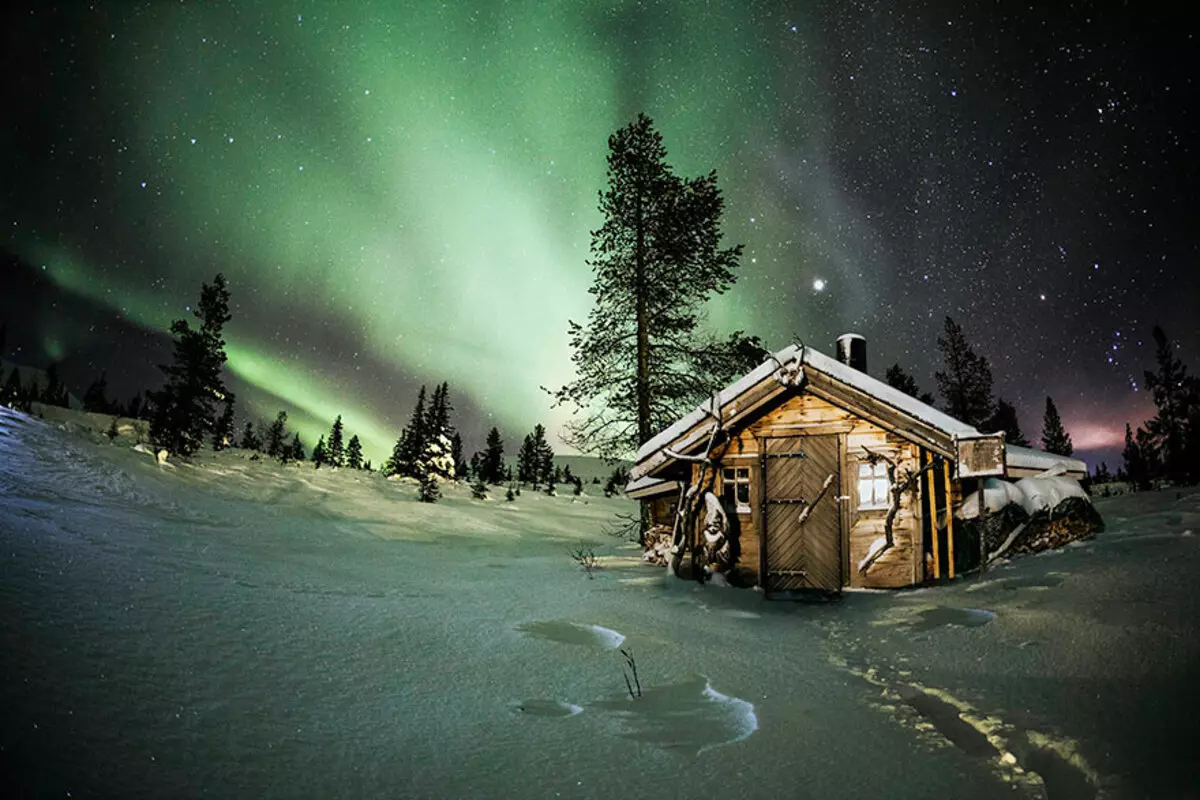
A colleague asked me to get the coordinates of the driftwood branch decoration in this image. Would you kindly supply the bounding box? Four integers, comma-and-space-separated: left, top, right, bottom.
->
797, 473, 836, 526
857, 447, 938, 575
668, 391, 730, 582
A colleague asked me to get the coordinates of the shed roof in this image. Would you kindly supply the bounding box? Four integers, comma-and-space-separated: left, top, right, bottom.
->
628, 343, 1088, 482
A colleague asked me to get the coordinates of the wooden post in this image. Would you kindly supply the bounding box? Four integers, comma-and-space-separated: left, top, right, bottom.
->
942, 459, 956, 578
977, 478, 987, 574
925, 451, 940, 580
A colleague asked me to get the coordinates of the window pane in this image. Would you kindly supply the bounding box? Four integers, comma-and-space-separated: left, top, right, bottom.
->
859, 463, 872, 478
736, 467, 749, 481
858, 478, 873, 503
723, 468, 734, 481
875, 477, 889, 502
737, 483, 750, 505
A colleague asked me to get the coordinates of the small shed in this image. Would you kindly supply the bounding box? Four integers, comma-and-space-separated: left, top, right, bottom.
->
625, 336, 1087, 593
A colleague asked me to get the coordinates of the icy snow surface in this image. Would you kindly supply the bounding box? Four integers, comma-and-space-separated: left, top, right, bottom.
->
3, 406, 1199, 798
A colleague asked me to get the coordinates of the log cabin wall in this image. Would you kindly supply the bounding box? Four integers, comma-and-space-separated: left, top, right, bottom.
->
699, 390, 926, 589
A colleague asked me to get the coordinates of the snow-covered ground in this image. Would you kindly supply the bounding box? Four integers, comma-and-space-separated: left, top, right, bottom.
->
1, 405, 1197, 799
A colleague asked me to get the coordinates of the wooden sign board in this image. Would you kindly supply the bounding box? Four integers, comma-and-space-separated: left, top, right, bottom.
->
955, 433, 1006, 478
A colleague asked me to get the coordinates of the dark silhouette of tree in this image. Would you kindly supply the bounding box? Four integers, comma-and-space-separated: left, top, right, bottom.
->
517, 433, 537, 485
149, 274, 232, 457
312, 435, 327, 468
0, 321, 6, 358
125, 392, 144, 419
346, 434, 364, 470
212, 395, 236, 451
239, 421, 261, 451
391, 385, 428, 478
934, 316, 995, 428
1123, 423, 1150, 490
326, 415, 346, 467
83, 372, 111, 413
2, 368, 23, 409
289, 433, 306, 462
1041, 396, 1074, 456
884, 363, 935, 405
549, 113, 765, 461
1142, 325, 1197, 483
986, 398, 1030, 447
266, 411, 289, 458
41, 362, 69, 407
480, 427, 505, 484
471, 473, 488, 500
450, 431, 465, 479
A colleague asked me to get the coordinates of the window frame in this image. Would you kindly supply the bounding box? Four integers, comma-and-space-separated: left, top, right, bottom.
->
856, 461, 892, 510
722, 466, 752, 514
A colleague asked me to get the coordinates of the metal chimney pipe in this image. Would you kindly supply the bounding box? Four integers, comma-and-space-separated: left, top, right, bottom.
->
836, 333, 867, 373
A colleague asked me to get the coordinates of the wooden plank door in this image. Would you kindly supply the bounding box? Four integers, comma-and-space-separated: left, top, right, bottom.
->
760, 435, 843, 594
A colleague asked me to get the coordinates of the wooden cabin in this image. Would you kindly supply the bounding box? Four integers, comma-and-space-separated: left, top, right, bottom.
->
626, 335, 1087, 593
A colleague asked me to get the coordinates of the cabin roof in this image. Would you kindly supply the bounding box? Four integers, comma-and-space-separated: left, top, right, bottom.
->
628, 343, 1088, 482
1005, 444, 1087, 477
624, 475, 681, 500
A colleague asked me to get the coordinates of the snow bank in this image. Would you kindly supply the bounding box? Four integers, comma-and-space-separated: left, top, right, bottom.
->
959, 476, 1089, 519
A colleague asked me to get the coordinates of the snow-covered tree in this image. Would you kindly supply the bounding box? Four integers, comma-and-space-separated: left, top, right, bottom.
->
149, 274, 232, 457
212, 395, 236, 451
346, 434, 364, 470
549, 113, 765, 462
326, 415, 346, 468
1041, 396, 1073, 457
414, 436, 449, 503
935, 316, 995, 428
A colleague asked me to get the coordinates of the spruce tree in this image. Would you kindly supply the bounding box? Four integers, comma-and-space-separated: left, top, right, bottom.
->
884, 363, 935, 405
471, 473, 489, 500
986, 399, 1030, 447
517, 433, 537, 484
83, 372, 111, 413
327, 415, 346, 467
289, 433, 306, 462
212, 395, 236, 451
531, 424, 555, 485
506, 486, 516, 502
1142, 325, 1196, 483
397, 386, 429, 477
415, 440, 442, 503
346, 434, 364, 470
149, 274, 232, 457
1123, 423, 1148, 490
42, 362, 68, 407
266, 411, 289, 457
1041, 396, 1073, 456
450, 431, 465, 479
239, 421, 261, 450
384, 431, 407, 477
550, 113, 765, 462
934, 316, 995, 428
312, 435, 327, 468
126, 392, 144, 419
481, 427, 505, 484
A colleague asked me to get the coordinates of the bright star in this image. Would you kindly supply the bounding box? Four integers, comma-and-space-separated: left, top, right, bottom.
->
813, 278, 826, 292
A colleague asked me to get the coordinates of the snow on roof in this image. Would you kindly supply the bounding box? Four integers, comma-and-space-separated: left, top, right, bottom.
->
634, 343, 979, 466
1004, 444, 1087, 476
624, 475, 680, 499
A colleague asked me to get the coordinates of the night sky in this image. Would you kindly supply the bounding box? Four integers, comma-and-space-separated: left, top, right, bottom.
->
1, 1, 1195, 468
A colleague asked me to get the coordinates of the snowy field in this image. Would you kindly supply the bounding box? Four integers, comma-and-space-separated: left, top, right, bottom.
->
1, 406, 1197, 799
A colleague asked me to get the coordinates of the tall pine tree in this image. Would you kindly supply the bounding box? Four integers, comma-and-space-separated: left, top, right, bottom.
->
83, 372, 111, 413
212, 395, 236, 451
289, 433, 306, 462
934, 316, 995, 428
346, 434, 364, 470
1142, 325, 1196, 483
149, 274, 232, 457
986, 399, 1030, 447
312, 435, 327, 468
327, 415, 346, 467
266, 411, 289, 457
550, 113, 765, 461
884, 363, 935, 405
1041, 396, 1073, 456
481, 427, 505, 484
239, 421, 261, 451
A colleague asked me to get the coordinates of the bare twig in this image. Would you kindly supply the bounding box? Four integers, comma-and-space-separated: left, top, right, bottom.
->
797, 473, 836, 526
858, 447, 939, 575
620, 649, 642, 699
569, 544, 600, 578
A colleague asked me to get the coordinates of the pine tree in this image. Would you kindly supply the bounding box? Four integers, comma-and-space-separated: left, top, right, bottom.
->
346, 434, 364, 470
1123, 423, 1148, 490
289, 433, 306, 462
266, 411, 289, 457
149, 274, 232, 457
531, 424, 555, 486
83, 371, 111, 413
573, 478, 583, 496
1142, 325, 1196, 483
471, 473, 489, 500
327, 415, 346, 467
1041, 396, 1073, 456
506, 486, 515, 502
42, 362, 68, 407
212, 395, 236, 451
239, 421, 261, 451
363, 460, 372, 472
423, 383, 455, 479
481, 427, 505, 484
550, 113, 765, 462
312, 435, 327, 468
934, 316, 995, 428
884, 363, 935, 405
450, 431, 465, 479
125, 392, 144, 419
414, 438, 444, 503
517, 433, 537, 485
396, 386, 429, 477
384, 431, 407, 477
563, 464, 575, 486
986, 399, 1030, 447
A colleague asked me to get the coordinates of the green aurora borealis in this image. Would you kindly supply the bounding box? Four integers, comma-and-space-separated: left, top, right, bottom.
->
3, 1, 1196, 465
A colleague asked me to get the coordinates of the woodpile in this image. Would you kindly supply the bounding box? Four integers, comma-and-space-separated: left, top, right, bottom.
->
642, 525, 674, 565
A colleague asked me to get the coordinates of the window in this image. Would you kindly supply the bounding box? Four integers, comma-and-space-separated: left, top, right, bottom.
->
722, 467, 751, 513
857, 462, 891, 509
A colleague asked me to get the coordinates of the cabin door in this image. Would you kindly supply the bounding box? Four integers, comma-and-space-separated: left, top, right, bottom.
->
761, 435, 843, 594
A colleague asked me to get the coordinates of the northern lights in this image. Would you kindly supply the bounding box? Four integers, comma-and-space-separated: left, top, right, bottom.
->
1, 2, 1195, 467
